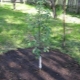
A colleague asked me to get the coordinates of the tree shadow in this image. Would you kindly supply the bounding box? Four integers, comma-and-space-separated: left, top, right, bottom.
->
0, 49, 44, 80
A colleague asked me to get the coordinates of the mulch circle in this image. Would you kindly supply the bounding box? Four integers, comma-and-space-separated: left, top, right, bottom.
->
0, 48, 80, 80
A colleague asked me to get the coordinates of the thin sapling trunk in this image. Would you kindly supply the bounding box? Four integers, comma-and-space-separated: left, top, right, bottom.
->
62, 0, 66, 48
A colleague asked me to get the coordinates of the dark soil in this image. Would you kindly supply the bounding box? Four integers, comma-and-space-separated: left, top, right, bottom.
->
0, 48, 80, 80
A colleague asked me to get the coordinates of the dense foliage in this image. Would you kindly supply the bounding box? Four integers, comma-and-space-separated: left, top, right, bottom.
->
27, 0, 51, 57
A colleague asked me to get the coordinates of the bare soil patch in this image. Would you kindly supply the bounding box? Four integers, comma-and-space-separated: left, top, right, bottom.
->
0, 48, 80, 80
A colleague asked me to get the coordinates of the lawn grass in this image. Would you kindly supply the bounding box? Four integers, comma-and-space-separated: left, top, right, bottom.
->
0, 3, 80, 64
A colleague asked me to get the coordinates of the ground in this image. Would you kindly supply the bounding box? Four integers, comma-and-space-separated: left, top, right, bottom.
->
0, 48, 80, 80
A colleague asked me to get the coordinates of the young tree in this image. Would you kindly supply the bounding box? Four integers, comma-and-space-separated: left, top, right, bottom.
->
27, 0, 51, 70
62, 0, 66, 48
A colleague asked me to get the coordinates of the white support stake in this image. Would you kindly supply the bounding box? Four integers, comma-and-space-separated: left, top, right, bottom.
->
39, 56, 42, 69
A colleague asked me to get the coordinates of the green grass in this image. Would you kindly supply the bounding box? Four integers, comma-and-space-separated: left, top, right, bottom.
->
0, 3, 80, 64
0, 3, 32, 53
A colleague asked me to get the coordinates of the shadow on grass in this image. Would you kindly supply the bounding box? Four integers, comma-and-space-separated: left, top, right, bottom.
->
65, 40, 80, 63
0, 6, 36, 53
66, 11, 80, 18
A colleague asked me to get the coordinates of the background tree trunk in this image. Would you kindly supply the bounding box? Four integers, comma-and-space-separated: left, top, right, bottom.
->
0, 0, 3, 5
50, 0, 57, 18
13, 0, 16, 9
23, 0, 26, 4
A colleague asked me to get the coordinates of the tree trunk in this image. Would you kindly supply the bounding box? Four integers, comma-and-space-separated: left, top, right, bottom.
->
23, 0, 26, 4
62, 0, 66, 48
13, 0, 16, 10
0, 0, 3, 5
50, 0, 57, 18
